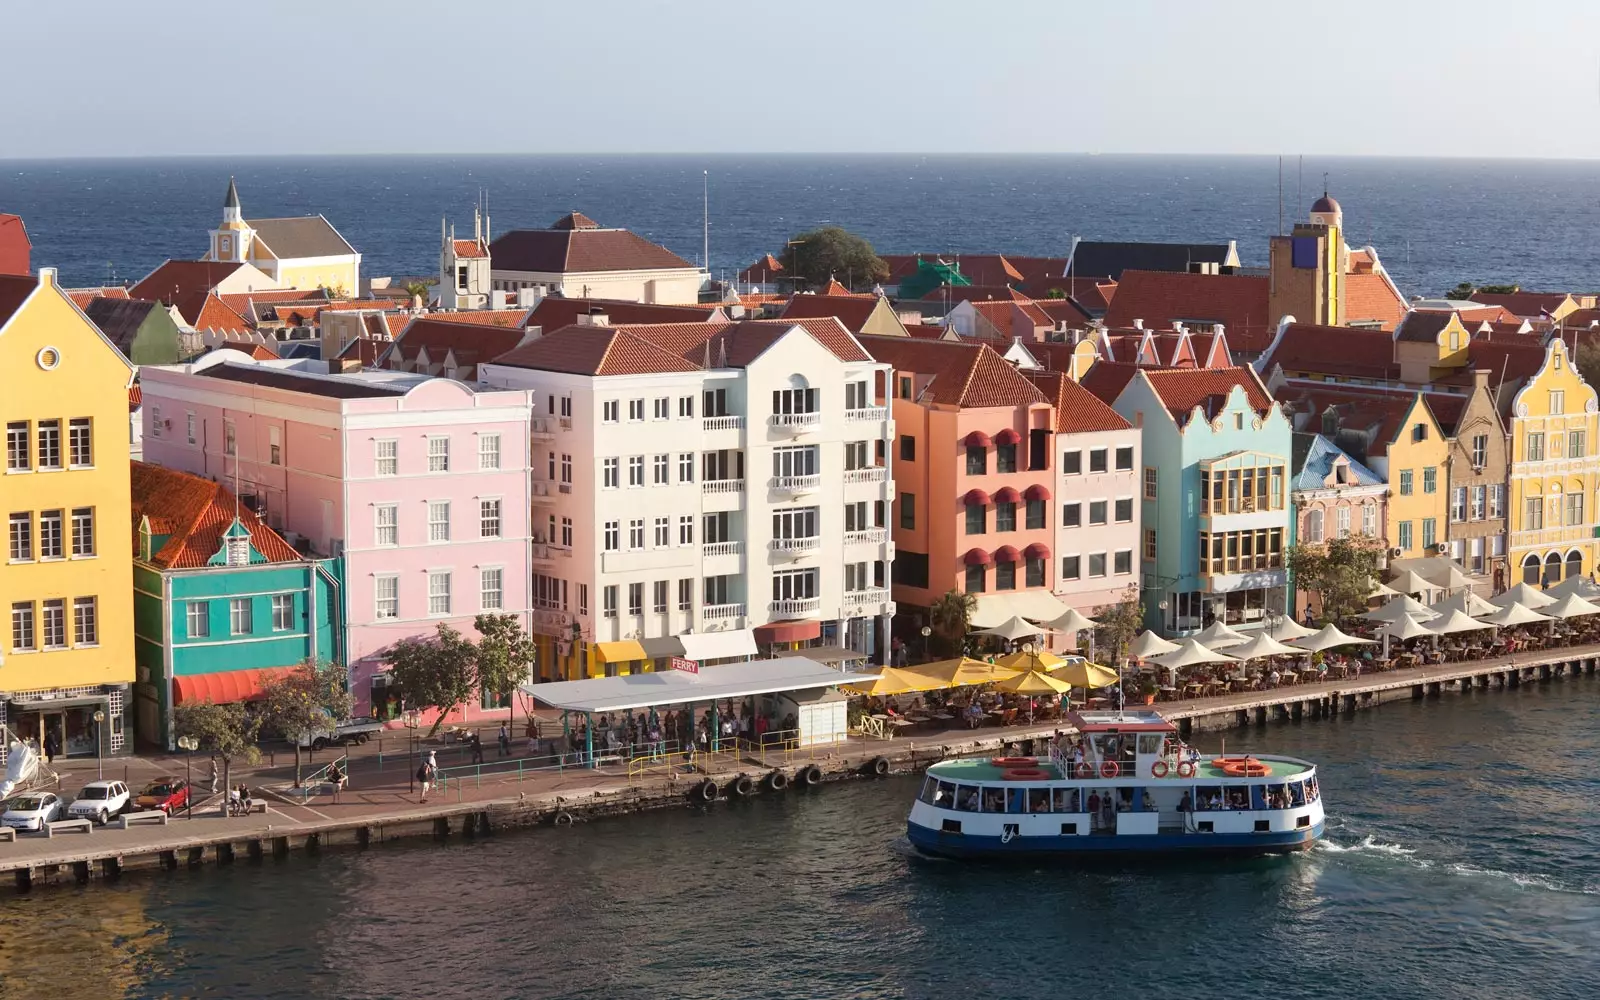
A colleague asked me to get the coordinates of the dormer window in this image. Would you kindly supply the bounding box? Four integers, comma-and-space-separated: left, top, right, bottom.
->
1412, 423, 1428, 443
225, 535, 250, 566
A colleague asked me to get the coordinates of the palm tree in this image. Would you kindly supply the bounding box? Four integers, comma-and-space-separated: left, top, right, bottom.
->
403, 280, 432, 304
928, 590, 978, 653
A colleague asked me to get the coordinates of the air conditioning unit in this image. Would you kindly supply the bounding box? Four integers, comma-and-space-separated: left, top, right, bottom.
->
1434, 543, 1450, 554
1390, 547, 1404, 558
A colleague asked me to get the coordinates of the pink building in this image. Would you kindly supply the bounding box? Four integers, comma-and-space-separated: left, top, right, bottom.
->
139, 352, 533, 721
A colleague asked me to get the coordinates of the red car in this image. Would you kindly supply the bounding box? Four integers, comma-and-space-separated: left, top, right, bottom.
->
135, 777, 190, 814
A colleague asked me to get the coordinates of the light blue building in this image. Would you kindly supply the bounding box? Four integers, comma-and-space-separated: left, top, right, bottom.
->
1096, 367, 1294, 635
130, 463, 342, 749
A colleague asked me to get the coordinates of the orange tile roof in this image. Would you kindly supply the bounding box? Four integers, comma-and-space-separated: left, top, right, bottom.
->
523, 297, 723, 331
1343, 272, 1407, 330
1103, 271, 1273, 352
492, 326, 702, 377
820, 278, 871, 297
779, 294, 883, 333
1258, 322, 1399, 381
129, 259, 248, 304
1079, 361, 1144, 406
66, 286, 130, 309
218, 288, 329, 316
1025, 370, 1131, 433
188, 292, 252, 334
737, 254, 783, 283
857, 336, 1045, 409
1141, 366, 1274, 423
452, 238, 488, 259
1468, 290, 1575, 319
386, 317, 529, 378
423, 308, 528, 328
130, 462, 303, 570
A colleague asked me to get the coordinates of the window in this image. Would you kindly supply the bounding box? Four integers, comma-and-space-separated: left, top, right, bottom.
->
187, 601, 210, 637
653, 397, 670, 420
1304, 510, 1324, 543
604, 521, 619, 551
654, 516, 671, 547
996, 561, 1016, 590
478, 434, 501, 470
480, 568, 504, 611
1397, 470, 1413, 496
1527, 432, 1544, 462
1114, 550, 1133, 575
900, 493, 915, 530
70, 508, 94, 556
678, 453, 695, 482
480, 499, 501, 538
603, 457, 619, 488
628, 399, 645, 422
428, 571, 452, 615
1551, 390, 1566, 413
628, 456, 644, 487
229, 598, 252, 635
995, 502, 1016, 532
1422, 467, 1437, 494
996, 443, 1017, 473
1063, 503, 1082, 528
268, 426, 282, 466
185, 413, 197, 445
1144, 529, 1157, 560
375, 439, 398, 476
40, 600, 65, 649
1451, 487, 1467, 522
679, 515, 694, 545
1062, 450, 1081, 475
652, 580, 669, 614
38, 510, 62, 559
678, 578, 693, 611
1143, 468, 1157, 500
428, 436, 450, 472
898, 375, 912, 399
678, 396, 695, 418
965, 502, 986, 535
1062, 555, 1081, 580
1115, 446, 1135, 471
1089, 449, 1108, 473
1398, 520, 1414, 550
1089, 501, 1108, 526
11, 602, 34, 651
1570, 429, 1589, 458
704, 575, 732, 606
629, 519, 645, 549
375, 505, 398, 546
772, 507, 820, 540
428, 501, 451, 542
1422, 518, 1437, 550
8, 513, 31, 561
965, 563, 986, 593
68, 419, 92, 467
73, 597, 97, 645
1525, 496, 1544, 531
1114, 498, 1133, 523
1567, 491, 1585, 528
965, 446, 986, 475
1337, 505, 1351, 538
772, 445, 817, 479
603, 585, 618, 618
226, 535, 250, 567
6, 422, 29, 471
772, 569, 819, 601
36, 420, 61, 470
1088, 552, 1107, 577
1470, 485, 1486, 521
628, 583, 644, 615
900, 435, 916, 461
1489, 484, 1505, 519
1411, 423, 1428, 443
1363, 503, 1378, 536
845, 561, 868, 592
603, 400, 620, 423
373, 575, 400, 619
1025, 499, 1045, 530
1026, 558, 1046, 587
653, 454, 669, 485
562, 516, 573, 547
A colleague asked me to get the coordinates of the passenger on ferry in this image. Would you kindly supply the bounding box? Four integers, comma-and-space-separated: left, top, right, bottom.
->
1141, 790, 1156, 812
1086, 790, 1101, 823
1179, 791, 1193, 812
1029, 789, 1051, 813
959, 787, 980, 811
983, 787, 1006, 812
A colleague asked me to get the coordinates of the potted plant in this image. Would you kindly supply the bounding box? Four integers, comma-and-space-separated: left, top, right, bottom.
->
1139, 677, 1159, 705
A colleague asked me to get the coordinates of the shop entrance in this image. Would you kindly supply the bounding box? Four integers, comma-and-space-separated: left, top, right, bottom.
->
11, 707, 99, 759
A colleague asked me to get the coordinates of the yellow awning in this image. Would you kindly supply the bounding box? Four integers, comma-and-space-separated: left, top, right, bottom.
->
844, 666, 946, 696
1051, 658, 1118, 689
996, 670, 1075, 694
900, 657, 1022, 689
996, 649, 1065, 672
595, 640, 648, 663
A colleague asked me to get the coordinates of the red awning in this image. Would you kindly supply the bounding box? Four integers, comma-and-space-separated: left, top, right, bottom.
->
991, 486, 1021, 504
994, 428, 1021, 445
172, 667, 298, 706
993, 545, 1022, 563
963, 547, 993, 566
1024, 542, 1052, 561
754, 619, 822, 644
1024, 484, 1052, 501
962, 430, 992, 448
961, 488, 991, 506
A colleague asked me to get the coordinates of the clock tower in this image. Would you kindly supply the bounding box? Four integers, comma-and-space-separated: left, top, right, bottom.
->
209, 176, 254, 263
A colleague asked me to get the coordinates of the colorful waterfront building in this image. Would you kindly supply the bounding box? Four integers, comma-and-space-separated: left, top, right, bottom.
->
1088, 365, 1293, 635
130, 462, 341, 748
138, 352, 534, 721
0, 268, 136, 759
205, 178, 361, 295
1289, 433, 1387, 618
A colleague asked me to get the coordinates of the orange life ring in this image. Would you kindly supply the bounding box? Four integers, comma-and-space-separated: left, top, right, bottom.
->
1176, 761, 1197, 778
1210, 756, 1252, 767
1000, 767, 1050, 781
1074, 762, 1094, 779
1100, 760, 1121, 779
1150, 760, 1170, 778
1219, 756, 1270, 778
991, 756, 1035, 768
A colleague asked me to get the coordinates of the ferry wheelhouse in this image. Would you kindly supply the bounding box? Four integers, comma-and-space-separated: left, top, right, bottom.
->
907, 710, 1324, 858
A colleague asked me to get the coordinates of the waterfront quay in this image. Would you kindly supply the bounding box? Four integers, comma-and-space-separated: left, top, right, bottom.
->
3, 642, 1594, 894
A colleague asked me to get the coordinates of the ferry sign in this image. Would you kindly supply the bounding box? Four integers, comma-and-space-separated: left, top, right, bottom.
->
671, 656, 699, 674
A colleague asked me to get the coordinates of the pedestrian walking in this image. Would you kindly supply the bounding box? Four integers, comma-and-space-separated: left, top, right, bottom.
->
470, 732, 484, 765
417, 760, 432, 803
207, 756, 219, 795
498, 723, 510, 757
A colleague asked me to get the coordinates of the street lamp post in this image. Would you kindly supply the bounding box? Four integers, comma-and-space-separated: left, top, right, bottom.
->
92, 709, 106, 780
177, 735, 198, 818
920, 625, 931, 662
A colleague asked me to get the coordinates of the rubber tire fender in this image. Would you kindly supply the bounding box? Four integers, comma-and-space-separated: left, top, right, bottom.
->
764, 770, 790, 792
729, 774, 755, 797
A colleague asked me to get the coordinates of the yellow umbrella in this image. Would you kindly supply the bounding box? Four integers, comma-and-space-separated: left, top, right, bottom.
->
996, 649, 1065, 672
996, 670, 1074, 694
844, 666, 945, 696
1050, 657, 1118, 689
901, 656, 1022, 688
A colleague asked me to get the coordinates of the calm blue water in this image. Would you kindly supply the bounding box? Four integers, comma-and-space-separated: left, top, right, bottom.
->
0, 679, 1595, 999
5, 155, 1600, 298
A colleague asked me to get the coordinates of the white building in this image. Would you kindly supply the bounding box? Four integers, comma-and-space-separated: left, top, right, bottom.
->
479, 315, 896, 678
439, 206, 493, 311
486, 212, 706, 306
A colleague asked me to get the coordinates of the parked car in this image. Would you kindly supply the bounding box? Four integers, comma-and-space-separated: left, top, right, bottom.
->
298, 715, 386, 750
135, 777, 189, 814
67, 780, 131, 825
1, 792, 66, 831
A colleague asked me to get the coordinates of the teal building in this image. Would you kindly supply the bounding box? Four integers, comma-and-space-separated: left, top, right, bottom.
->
130, 462, 342, 748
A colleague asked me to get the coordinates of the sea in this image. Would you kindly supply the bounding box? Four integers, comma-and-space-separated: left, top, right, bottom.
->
0, 679, 1596, 1000
5, 155, 1600, 297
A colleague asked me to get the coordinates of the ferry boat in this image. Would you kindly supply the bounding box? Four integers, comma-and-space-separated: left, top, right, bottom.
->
906, 710, 1324, 858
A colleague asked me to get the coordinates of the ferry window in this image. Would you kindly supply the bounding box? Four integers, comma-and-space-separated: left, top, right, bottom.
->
1289, 782, 1306, 807
1196, 786, 1223, 810
1006, 788, 1028, 814
1305, 777, 1319, 802
934, 781, 955, 807
919, 777, 938, 804
1054, 787, 1081, 813
955, 785, 980, 812
1137, 734, 1162, 756
1250, 785, 1268, 810
982, 787, 1006, 813
1028, 788, 1053, 813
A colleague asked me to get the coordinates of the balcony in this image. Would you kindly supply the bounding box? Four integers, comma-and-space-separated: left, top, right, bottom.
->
771, 536, 822, 560
843, 527, 888, 547
531, 607, 571, 631
1510, 524, 1597, 549
531, 479, 559, 504
531, 543, 573, 565
530, 416, 557, 440
703, 415, 744, 432
770, 474, 822, 495
702, 478, 745, 495
703, 540, 744, 557
703, 602, 746, 621
843, 588, 892, 610
770, 412, 822, 434
843, 467, 888, 485
845, 406, 888, 423
770, 597, 822, 617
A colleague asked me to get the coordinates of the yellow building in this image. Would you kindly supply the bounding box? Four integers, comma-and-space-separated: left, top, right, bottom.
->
1380, 394, 1452, 561
208, 177, 361, 295
1507, 336, 1600, 585
0, 268, 135, 759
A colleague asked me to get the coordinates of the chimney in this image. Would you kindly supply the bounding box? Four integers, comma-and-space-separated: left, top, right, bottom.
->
1132, 318, 1144, 330
1471, 368, 1491, 393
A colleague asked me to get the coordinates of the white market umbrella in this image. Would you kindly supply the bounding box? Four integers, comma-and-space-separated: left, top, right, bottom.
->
1361, 594, 1438, 623
1367, 580, 1400, 599
1127, 630, 1180, 659
1475, 602, 1552, 628
1428, 608, 1492, 636
1289, 624, 1376, 653
974, 615, 1046, 642
1264, 617, 1318, 641
1545, 575, 1600, 600
1429, 590, 1497, 618
1388, 569, 1436, 596
1542, 592, 1600, 619
1193, 620, 1248, 649
1491, 582, 1556, 610
1430, 564, 1476, 592
1227, 632, 1303, 661
1376, 613, 1437, 656
1043, 607, 1096, 634
1152, 638, 1240, 671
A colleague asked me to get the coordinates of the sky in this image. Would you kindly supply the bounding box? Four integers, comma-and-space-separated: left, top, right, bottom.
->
7, 0, 1600, 159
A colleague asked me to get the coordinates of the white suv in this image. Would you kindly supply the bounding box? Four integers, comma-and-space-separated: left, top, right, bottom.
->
67, 780, 130, 825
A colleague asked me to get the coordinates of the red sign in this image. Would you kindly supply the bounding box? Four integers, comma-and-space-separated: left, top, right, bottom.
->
670, 656, 699, 674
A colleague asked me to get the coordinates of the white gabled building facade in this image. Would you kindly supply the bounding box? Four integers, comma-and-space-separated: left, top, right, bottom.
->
479, 318, 895, 679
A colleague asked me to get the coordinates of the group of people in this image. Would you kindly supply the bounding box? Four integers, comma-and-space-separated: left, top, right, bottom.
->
568, 703, 798, 763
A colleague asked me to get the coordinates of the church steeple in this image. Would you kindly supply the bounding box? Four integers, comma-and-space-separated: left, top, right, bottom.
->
211, 176, 252, 263
221, 176, 243, 226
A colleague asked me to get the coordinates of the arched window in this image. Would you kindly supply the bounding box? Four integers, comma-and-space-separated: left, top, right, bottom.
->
1522, 554, 1542, 586
1566, 550, 1584, 581
1544, 552, 1563, 587
1304, 509, 1324, 544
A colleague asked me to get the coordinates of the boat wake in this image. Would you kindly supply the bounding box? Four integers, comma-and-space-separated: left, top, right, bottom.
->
1315, 835, 1417, 857
1315, 834, 1598, 895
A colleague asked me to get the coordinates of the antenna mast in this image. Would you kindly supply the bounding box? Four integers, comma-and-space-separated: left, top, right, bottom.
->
703, 170, 710, 274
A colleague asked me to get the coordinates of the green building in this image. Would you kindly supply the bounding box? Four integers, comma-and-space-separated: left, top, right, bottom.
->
83, 297, 184, 365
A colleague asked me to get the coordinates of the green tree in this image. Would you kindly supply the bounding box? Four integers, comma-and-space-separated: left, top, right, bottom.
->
1445, 281, 1518, 300
403, 280, 433, 303
259, 659, 354, 787
1288, 535, 1385, 625
173, 700, 261, 817
473, 613, 537, 739
384, 623, 479, 737
1576, 338, 1600, 394
1092, 585, 1145, 668
779, 226, 889, 292
927, 590, 978, 657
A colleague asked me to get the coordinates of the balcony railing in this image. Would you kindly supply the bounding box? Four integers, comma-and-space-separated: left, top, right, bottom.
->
843, 467, 887, 485
845, 406, 888, 422
703, 541, 744, 557
703, 602, 746, 620
770, 474, 821, 493
530, 543, 574, 562
843, 527, 888, 546
530, 417, 556, 437
770, 412, 822, 431
531, 480, 558, 502
844, 588, 891, 609
703, 478, 745, 494
771, 537, 822, 556
703, 415, 744, 431
770, 597, 822, 617
1510, 524, 1596, 548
